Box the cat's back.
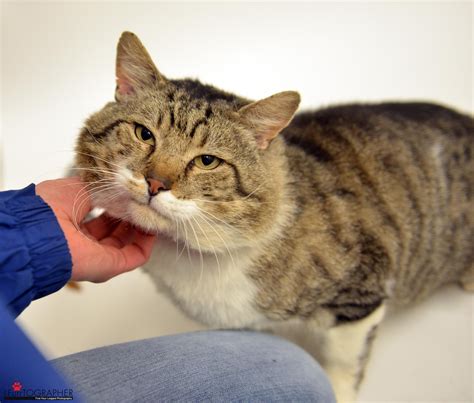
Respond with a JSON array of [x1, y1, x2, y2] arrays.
[[281, 101, 473, 305], [285, 101, 472, 146]]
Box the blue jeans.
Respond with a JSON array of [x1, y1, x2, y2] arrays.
[[52, 330, 335, 402]]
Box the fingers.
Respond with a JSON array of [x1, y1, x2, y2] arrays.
[[99, 230, 156, 280], [115, 231, 156, 271], [70, 229, 156, 283], [83, 214, 121, 240], [100, 221, 136, 248]]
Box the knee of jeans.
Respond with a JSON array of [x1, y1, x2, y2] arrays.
[[202, 330, 337, 402], [52, 330, 336, 402]]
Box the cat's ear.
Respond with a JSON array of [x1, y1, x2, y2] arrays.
[[239, 91, 300, 149], [115, 31, 166, 102]]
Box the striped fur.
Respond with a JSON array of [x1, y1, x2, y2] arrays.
[[253, 103, 474, 317], [74, 32, 473, 401]]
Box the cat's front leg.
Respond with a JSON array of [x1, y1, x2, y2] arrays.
[[321, 303, 386, 403]]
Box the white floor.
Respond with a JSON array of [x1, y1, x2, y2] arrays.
[[17, 270, 473, 403]]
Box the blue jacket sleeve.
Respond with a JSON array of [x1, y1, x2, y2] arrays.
[[0, 298, 82, 401], [0, 184, 72, 317]]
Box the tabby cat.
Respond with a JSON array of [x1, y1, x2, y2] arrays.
[[74, 32, 473, 402]]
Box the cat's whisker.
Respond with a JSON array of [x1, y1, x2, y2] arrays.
[[174, 218, 180, 262], [70, 166, 118, 174], [58, 150, 127, 182], [193, 182, 268, 205], [187, 217, 204, 287], [192, 198, 238, 204], [196, 211, 235, 276], [167, 215, 182, 262], [69, 167, 122, 179], [98, 193, 125, 209], [98, 186, 127, 204], [75, 151, 127, 171], [73, 181, 121, 223], [54, 178, 117, 194], [194, 199, 272, 205], [176, 219, 186, 261], [174, 217, 189, 263], [73, 183, 122, 229], [85, 183, 122, 200], [194, 206, 235, 231], [70, 188, 108, 242], [211, 220, 235, 271], [192, 215, 221, 286], [83, 169, 127, 186], [241, 181, 267, 201], [76, 179, 118, 194], [194, 213, 224, 287], [56, 180, 106, 189], [195, 206, 247, 239], [84, 129, 104, 147], [179, 217, 192, 265], [71, 185, 97, 229]]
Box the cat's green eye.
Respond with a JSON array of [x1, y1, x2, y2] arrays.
[[135, 124, 155, 145], [194, 155, 221, 170]]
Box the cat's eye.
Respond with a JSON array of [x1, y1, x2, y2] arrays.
[[193, 155, 221, 170], [135, 124, 155, 145]]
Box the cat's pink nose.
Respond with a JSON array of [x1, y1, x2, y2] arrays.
[[146, 178, 166, 196]]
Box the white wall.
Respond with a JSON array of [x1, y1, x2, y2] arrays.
[[1, 1, 472, 189], [1, 2, 473, 402]]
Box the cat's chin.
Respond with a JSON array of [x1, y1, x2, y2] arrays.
[[126, 200, 173, 235]]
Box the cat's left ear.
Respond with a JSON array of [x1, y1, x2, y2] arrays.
[[115, 31, 167, 102], [239, 91, 300, 149]]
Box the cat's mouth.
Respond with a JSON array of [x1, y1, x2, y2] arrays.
[[130, 197, 166, 217], [133, 197, 154, 207], [126, 198, 173, 233]]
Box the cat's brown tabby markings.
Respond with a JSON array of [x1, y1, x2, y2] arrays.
[[74, 32, 473, 401]]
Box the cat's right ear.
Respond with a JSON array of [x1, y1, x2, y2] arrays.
[[115, 32, 166, 102], [239, 91, 301, 149]]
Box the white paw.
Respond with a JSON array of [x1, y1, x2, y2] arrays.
[[326, 369, 357, 403]]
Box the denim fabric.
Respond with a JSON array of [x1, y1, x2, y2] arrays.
[[52, 330, 335, 402]]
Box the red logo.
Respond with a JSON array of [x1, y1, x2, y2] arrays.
[[12, 381, 22, 392]]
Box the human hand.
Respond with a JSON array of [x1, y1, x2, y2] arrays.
[[36, 177, 156, 282]]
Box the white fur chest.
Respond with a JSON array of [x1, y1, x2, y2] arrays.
[[143, 236, 267, 329]]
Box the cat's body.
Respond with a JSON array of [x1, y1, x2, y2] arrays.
[[267, 103, 473, 310], [75, 33, 473, 401], [148, 101, 474, 323]]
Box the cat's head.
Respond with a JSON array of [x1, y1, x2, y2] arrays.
[[75, 32, 300, 252]]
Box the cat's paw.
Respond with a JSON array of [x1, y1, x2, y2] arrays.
[[333, 386, 357, 403], [459, 267, 474, 292], [326, 369, 358, 403]]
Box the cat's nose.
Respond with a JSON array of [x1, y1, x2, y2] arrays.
[[146, 178, 166, 196]]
